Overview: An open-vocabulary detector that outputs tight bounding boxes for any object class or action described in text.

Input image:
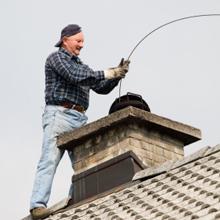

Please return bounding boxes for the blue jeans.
[30,105,88,210]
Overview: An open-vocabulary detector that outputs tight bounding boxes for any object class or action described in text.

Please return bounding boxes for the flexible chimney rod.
[119,13,220,97]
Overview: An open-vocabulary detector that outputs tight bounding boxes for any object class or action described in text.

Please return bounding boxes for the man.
[30,24,130,219]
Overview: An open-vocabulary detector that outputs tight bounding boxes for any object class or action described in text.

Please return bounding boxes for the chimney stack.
[58,106,201,204]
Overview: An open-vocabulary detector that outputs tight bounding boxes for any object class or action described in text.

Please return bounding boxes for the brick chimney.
[58,106,201,204]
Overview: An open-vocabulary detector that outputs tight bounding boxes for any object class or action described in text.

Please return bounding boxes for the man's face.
[62,32,84,56]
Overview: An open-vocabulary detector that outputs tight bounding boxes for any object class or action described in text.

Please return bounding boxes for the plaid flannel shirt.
[45,47,120,110]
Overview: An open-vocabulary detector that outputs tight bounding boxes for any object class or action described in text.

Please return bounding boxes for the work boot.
[67,198,73,206]
[30,207,50,220]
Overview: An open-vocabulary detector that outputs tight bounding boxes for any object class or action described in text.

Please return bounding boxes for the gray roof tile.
[37,145,220,220]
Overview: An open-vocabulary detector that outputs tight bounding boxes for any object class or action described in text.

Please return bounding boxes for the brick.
[164,149,173,159]
[152,145,164,156]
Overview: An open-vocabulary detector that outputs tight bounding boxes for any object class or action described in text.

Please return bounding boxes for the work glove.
[104,58,130,79]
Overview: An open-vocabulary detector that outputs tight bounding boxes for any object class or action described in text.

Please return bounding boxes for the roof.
[40,144,220,220]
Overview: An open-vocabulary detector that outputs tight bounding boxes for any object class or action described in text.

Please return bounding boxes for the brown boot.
[30,207,50,220]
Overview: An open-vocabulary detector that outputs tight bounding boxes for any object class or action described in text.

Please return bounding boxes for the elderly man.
[30,24,130,219]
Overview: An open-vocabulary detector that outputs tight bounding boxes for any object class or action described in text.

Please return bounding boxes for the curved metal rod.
[119,13,220,97]
[127,14,220,60]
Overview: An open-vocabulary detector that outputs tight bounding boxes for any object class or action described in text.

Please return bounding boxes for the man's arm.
[91,78,120,94]
[49,51,105,86]
[92,58,130,94]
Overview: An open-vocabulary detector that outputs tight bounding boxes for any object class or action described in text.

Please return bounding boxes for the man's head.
[55,24,84,56]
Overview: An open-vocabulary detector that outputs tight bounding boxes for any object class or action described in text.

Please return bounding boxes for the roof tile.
[37,145,220,220]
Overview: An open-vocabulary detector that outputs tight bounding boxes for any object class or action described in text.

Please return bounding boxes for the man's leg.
[65,109,88,201]
[66,150,74,199]
[30,106,65,210]
[30,106,88,210]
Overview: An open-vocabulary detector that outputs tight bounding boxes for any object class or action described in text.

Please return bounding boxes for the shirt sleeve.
[91,78,120,94]
[49,51,105,86]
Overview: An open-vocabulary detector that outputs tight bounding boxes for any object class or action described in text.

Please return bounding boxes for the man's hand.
[104,58,130,79]
[118,58,130,68]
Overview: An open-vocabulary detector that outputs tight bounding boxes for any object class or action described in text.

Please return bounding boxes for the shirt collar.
[59,47,82,63]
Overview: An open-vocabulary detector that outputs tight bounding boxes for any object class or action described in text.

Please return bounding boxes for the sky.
[1,0,220,219]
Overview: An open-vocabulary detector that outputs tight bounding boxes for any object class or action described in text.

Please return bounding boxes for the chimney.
[58,106,201,204]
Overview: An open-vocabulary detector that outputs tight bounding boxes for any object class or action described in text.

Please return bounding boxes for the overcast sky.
[1,0,220,219]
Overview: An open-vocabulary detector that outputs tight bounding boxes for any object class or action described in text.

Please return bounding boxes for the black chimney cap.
[109,92,150,114]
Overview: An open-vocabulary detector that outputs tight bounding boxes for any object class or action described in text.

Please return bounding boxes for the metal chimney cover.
[109,92,150,114]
